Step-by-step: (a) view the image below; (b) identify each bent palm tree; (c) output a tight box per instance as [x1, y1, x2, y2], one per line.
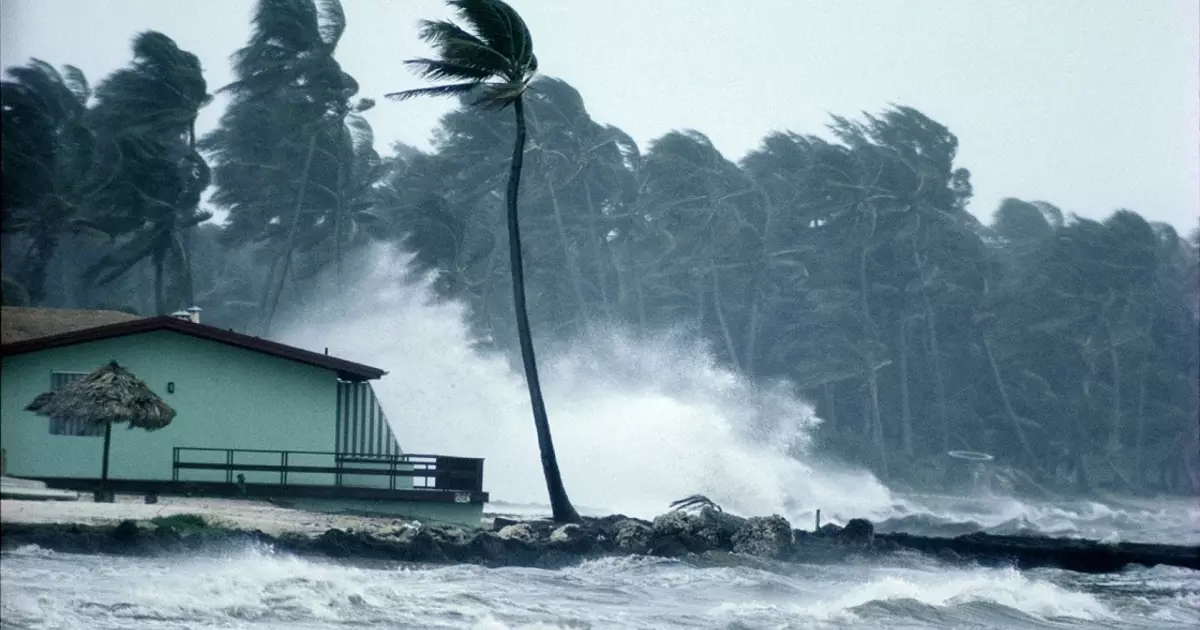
[386, 0, 580, 523]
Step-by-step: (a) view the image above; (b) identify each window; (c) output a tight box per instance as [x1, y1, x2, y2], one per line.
[48, 372, 103, 437]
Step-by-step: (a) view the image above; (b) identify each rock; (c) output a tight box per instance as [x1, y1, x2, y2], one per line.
[491, 516, 521, 531]
[549, 524, 576, 543]
[694, 507, 746, 548]
[839, 518, 875, 547]
[649, 509, 744, 555]
[432, 525, 470, 546]
[650, 511, 706, 555]
[464, 531, 510, 564]
[111, 520, 140, 544]
[614, 519, 653, 553]
[497, 523, 537, 545]
[548, 524, 600, 554]
[651, 510, 696, 537]
[732, 515, 794, 559]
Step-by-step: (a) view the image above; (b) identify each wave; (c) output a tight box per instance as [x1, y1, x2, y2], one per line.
[5, 545, 1197, 629]
[277, 245, 896, 525]
[876, 493, 1200, 545]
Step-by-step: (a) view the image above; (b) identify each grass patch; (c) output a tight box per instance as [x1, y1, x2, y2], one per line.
[149, 513, 210, 531]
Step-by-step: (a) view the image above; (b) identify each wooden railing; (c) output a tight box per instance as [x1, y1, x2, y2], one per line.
[171, 447, 484, 492]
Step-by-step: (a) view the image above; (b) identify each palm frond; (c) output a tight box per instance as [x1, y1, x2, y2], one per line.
[416, 20, 511, 73]
[404, 57, 495, 82]
[316, 0, 346, 47]
[447, 0, 533, 70]
[61, 65, 90, 104]
[385, 82, 481, 101]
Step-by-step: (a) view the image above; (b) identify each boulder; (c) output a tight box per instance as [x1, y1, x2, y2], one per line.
[732, 515, 794, 559]
[650, 511, 708, 555]
[496, 523, 537, 545]
[695, 507, 746, 548]
[490, 516, 522, 531]
[651, 510, 696, 537]
[613, 519, 653, 554]
[431, 525, 470, 546]
[548, 523, 600, 554]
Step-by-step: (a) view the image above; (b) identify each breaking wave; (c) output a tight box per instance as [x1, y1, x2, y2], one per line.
[4, 546, 1195, 629]
[278, 245, 895, 524]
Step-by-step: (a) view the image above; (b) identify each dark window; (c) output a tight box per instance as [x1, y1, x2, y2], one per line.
[48, 372, 102, 437]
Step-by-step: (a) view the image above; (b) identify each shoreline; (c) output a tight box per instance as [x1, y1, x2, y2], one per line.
[2, 497, 1197, 574]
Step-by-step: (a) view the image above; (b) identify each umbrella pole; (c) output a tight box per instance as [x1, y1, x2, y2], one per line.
[100, 420, 112, 501]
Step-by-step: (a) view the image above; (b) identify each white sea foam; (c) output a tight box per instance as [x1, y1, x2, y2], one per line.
[278, 244, 895, 524]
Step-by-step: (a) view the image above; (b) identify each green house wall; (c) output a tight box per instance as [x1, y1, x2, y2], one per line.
[1, 330, 347, 483]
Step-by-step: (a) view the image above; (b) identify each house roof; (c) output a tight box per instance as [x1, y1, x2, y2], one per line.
[1, 307, 141, 344]
[0, 309, 385, 381]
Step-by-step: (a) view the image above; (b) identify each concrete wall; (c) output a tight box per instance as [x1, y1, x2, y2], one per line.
[0, 330, 340, 483]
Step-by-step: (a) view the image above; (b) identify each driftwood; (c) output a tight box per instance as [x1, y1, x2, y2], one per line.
[669, 494, 723, 513]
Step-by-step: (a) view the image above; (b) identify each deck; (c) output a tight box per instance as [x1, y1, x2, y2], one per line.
[28, 447, 489, 505]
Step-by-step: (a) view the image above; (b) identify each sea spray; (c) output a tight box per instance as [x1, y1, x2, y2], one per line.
[277, 244, 894, 522]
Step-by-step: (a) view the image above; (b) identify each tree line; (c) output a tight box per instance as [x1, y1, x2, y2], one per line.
[3, 0, 1197, 497]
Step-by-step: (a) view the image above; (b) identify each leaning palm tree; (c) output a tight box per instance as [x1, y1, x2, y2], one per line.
[386, 0, 580, 522]
[26, 361, 175, 501]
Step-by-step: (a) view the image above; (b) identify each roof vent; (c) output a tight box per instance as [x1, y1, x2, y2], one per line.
[186, 306, 202, 324]
[169, 310, 190, 321]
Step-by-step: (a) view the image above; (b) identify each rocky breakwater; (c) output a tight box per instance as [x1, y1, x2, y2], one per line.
[3, 509, 1196, 574]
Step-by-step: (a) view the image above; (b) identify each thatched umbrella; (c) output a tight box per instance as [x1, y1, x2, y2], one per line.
[26, 361, 175, 494]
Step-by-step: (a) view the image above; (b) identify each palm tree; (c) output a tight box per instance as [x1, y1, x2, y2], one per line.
[1, 60, 97, 303]
[386, 0, 580, 522]
[203, 0, 367, 333]
[82, 31, 212, 314]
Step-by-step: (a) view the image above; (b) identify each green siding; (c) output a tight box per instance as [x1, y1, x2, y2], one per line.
[1, 330, 341, 482]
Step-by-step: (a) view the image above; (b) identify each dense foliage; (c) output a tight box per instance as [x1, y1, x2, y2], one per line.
[2, 0, 1196, 495]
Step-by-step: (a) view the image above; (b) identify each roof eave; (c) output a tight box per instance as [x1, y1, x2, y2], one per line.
[0, 316, 386, 381]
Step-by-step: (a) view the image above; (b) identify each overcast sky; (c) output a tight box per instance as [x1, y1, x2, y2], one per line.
[3, 0, 1197, 232]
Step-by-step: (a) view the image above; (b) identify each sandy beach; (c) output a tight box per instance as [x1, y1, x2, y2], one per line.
[0, 495, 418, 537]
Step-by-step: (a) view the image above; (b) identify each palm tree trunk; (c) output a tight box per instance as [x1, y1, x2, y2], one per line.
[711, 267, 743, 372]
[263, 133, 318, 336]
[823, 383, 838, 430]
[1134, 356, 1147, 488]
[509, 97, 579, 523]
[583, 180, 615, 320]
[547, 177, 589, 324]
[984, 335, 1034, 464]
[100, 419, 113, 501]
[1105, 321, 1123, 452]
[153, 249, 166, 316]
[912, 246, 950, 451]
[334, 148, 346, 296]
[18, 230, 58, 305]
[743, 291, 761, 378]
[898, 319, 914, 457]
[859, 247, 887, 477]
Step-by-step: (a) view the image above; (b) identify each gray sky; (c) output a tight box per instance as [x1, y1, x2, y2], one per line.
[3, 0, 1197, 232]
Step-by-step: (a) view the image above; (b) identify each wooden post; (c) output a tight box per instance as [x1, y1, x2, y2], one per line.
[815, 509, 821, 532]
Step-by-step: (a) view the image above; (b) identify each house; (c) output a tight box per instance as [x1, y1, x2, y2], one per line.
[0, 307, 487, 526]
